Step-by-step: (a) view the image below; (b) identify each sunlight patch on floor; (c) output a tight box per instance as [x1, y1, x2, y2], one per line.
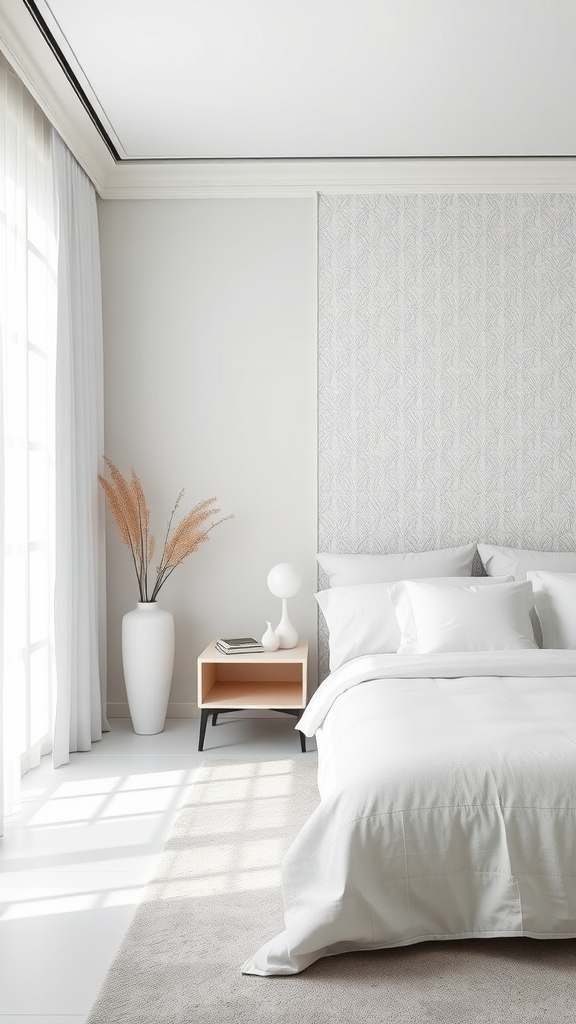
[25, 768, 195, 828]
[1, 884, 145, 920]
[151, 759, 297, 898]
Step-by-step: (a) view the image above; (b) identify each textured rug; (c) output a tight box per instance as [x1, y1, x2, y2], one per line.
[87, 758, 576, 1024]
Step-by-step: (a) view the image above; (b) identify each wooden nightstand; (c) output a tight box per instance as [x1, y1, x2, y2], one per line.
[197, 640, 309, 752]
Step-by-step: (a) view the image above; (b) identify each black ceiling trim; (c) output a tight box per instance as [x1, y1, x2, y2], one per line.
[22, 0, 121, 161]
[119, 154, 576, 163]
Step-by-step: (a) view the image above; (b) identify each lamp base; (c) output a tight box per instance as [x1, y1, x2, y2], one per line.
[275, 598, 298, 649]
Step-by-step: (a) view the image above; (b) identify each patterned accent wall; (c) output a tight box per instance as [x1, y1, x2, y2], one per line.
[318, 193, 576, 676]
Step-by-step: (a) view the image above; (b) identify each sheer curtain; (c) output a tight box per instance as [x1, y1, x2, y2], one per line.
[52, 130, 108, 769]
[0, 57, 106, 833]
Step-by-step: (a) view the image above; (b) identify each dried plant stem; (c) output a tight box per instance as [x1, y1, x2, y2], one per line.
[149, 515, 233, 602]
[98, 459, 232, 603]
[98, 471, 145, 600]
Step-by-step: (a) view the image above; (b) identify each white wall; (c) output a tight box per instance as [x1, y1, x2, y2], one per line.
[97, 198, 318, 716]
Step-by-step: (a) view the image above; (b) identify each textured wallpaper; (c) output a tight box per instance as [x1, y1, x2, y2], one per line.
[318, 193, 576, 675]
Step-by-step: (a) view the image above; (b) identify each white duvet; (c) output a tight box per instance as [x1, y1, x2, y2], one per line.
[242, 650, 576, 975]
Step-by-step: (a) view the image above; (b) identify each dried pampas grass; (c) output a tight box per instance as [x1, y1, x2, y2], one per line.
[98, 458, 233, 602]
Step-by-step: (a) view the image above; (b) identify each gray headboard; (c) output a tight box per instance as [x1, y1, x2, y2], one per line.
[318, 193, 576, 678]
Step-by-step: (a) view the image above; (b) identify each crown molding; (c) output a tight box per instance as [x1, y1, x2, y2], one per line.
[3, 5, 576, 199]
[100, 156, 576, 199]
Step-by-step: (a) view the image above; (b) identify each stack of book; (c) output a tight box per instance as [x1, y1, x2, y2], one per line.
[215, 636, 264, 655]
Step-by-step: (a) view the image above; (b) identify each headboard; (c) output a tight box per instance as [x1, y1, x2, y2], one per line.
[318, 193, 576, 679]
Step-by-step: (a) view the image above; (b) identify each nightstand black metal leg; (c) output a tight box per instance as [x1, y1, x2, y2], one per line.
[276, 709, 307, 752]
[198, 708, 210, 751]
[295, 710, 307, 752]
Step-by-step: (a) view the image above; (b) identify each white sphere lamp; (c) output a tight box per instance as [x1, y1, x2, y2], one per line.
[267, 563, 302, 649]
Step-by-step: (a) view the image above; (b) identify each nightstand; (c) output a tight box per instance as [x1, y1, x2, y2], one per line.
[197, 640, 309, 752]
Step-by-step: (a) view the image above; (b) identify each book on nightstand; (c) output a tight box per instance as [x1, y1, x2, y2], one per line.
[216, 637, 264, 655]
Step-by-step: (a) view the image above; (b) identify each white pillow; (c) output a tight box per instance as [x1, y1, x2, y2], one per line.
[526, 571, 576, 649]
[389, 576, 514, 654]
[478, 544, 576, 580]
[316, 576, 512, 671]
[316, 582, 398, 670]
[477, 545, 576, 647]
[389, 579, 538, 655]
[317, 543, 477, 587]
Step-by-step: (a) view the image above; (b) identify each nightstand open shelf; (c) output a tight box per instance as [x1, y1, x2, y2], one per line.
[197, 640, 309, 751]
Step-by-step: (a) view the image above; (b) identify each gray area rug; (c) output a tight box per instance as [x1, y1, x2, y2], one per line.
[87, 758, 576, 1024]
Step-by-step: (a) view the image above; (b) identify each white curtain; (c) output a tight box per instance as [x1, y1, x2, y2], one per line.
[0, 56, 58, 831]
[52, 130, 108, 769]
[0, 57, 107, 832]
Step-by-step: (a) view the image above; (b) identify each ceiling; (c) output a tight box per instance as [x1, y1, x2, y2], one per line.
[2, 0, 576, 197]
[11, 0, 576, 161]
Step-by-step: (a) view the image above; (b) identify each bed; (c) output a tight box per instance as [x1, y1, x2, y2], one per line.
[242, 547, 576, 976]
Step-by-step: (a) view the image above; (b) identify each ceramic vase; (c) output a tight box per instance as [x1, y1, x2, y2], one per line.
[122, 601, 175, 734]
[261, 621, 280, 652]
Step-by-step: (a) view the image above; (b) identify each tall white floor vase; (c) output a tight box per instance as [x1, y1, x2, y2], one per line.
[122, 602, 175, 734]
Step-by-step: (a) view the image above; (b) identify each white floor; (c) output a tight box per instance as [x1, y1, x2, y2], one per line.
[0, 714, 316, 1024]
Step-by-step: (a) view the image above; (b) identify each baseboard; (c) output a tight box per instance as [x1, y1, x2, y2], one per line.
[107, 701, 200, 719]
[106, 702, 281, 720]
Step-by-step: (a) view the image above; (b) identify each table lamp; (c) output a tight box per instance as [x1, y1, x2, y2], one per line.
[267, 563, 302, 649]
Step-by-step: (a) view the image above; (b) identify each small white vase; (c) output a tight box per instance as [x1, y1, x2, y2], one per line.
[275, 598, 298, 649]
[122, 602, 175, 734]
[261, 621, 280, 652]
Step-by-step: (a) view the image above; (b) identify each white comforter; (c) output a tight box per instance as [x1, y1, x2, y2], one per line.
[242, 650, 576, 975]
